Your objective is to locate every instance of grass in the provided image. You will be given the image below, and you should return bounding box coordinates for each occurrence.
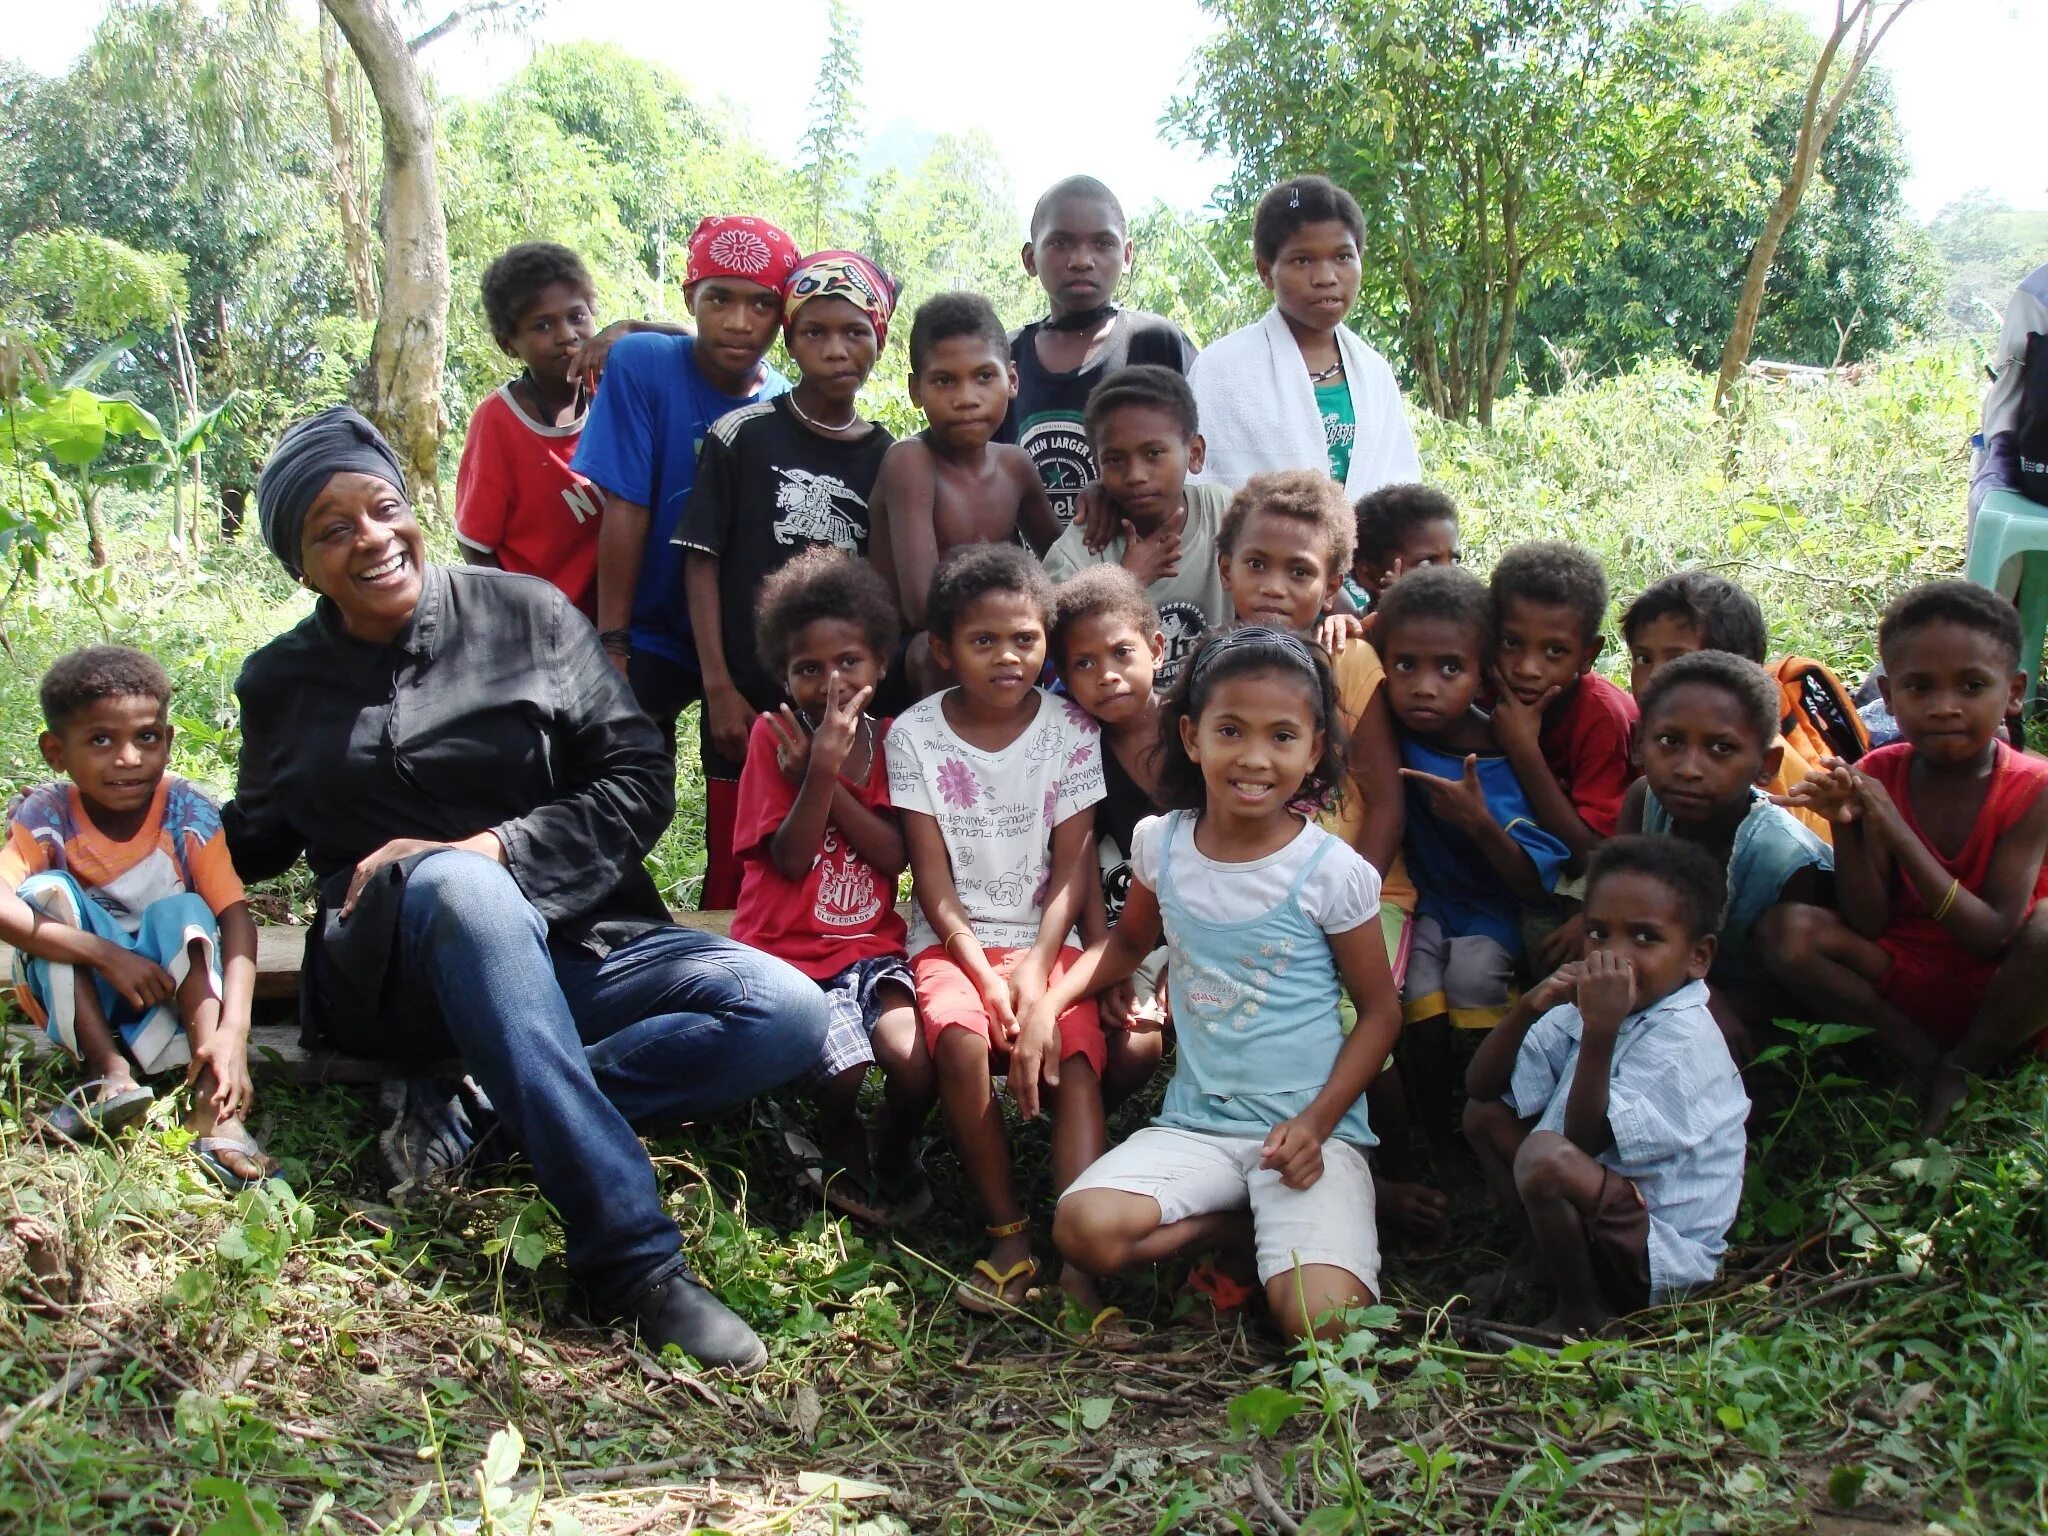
[2,344,2044,1534]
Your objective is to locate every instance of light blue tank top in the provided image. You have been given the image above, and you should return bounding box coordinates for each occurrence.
[1641,786,1831,987]
[1154,811,1376,1146]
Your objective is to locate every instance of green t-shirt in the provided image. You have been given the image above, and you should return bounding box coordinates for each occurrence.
[1317,378,1355,485]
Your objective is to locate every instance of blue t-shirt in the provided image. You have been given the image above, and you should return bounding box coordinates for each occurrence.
[1400,737,1570,956]
[570,333,787,665]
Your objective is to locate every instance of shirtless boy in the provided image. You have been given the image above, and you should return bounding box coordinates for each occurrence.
[869,292,1061,706]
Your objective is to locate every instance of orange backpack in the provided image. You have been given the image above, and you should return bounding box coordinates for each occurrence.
[1770,656,1870,768]
[1765,657,1869,843]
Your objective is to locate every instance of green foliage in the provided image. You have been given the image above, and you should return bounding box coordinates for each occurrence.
[1926,191,2048,338]
[1517,3,1941,385]
[0,3,355,497]
[1171,0,1743,424]
[4,230,189,343]
[1417,347,1974,674]
[1119,205,1265,348]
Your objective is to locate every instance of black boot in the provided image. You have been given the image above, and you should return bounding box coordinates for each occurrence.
[628,1273,768,1375]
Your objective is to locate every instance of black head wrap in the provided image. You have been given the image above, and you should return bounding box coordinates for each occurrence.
[255,406,408,577]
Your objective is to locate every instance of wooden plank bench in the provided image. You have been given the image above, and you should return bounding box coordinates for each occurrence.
[4,909,748,1085]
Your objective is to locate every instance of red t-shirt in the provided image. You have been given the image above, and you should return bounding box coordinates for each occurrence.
[454,385,605,616]
[1539,671,1639,839]
[731,713,907,979]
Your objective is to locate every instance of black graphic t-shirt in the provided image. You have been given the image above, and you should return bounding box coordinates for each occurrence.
[1000,309,1199,527]
[675,395,893,713]
[1095,736,1159,932]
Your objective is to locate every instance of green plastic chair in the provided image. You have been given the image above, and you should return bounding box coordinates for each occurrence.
[1965,487,2048,704]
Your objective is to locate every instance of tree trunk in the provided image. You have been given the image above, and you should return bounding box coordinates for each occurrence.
[320,12,380,325]
[1713,0,1916,413]
[80,485,108,568]
[321,0,449,509]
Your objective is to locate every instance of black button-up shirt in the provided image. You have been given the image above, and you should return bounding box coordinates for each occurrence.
[224,564,673,1046]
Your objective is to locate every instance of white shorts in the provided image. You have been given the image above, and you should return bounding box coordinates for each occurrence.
[1062,1124,1381,1293]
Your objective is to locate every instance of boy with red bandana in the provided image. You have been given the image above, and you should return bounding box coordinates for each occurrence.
[573,216,800,752]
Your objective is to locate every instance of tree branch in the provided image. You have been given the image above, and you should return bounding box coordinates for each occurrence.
[407,0,520,53]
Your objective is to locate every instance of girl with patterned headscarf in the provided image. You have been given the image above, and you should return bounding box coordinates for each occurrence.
[781,250,899,353]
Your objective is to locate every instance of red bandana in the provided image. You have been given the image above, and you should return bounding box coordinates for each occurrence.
[684,216,800,290]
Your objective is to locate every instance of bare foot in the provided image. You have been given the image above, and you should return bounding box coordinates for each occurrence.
[1054,1263,1137,1349]
[1917,1064,1970,1140]
[1461,1251,1543,1316]
[1375,1174,1450,1241]
[1533,1308,1623,1343]
[92,1069,143,1103]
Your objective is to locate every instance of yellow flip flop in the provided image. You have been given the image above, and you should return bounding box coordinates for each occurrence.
[956,1255,1039,1315]
[1074,1304,1141,1351]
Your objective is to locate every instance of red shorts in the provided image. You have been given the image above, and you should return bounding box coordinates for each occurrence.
[1878,930,2048,1053]
[910,944,1106,1075]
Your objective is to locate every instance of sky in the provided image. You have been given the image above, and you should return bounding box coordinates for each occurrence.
[8,0,2045,226]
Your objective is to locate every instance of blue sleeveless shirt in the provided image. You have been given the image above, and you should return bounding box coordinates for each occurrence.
[1153,811,1377,1146]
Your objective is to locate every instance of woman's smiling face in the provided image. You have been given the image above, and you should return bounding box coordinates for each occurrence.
[298,471,426,643]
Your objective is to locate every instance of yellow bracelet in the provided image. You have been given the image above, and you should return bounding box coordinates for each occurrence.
[942,929,977,955]
[1930,878,1961,922]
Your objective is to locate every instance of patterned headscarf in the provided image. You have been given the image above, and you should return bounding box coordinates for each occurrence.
[683,215,800,291]
[781,250,899,351]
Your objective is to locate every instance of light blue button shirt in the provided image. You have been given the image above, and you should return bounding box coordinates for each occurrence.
[1505,979,1748,1299]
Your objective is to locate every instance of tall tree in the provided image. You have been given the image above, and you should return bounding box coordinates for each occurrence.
[1171,0,1739,425]
[1516,2,1936,387]
[320,0,450,504]
[797,0,863,251]
[1713,0,1921,411]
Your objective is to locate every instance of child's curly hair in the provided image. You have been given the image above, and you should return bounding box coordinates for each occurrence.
[1638,650,1779,751]
[1878,579,2023,669]
[1354,483,1458,567]
[1050,566,1160,667]
[1587,835,1725,943]
[1375,564,1494,660]
[40,646,172,731]
[1490,541,1610,648]
[1155,627,1348,813]
[1218,470,1356,577]
[926,543,1053,642]
[1620,570,1766,662]
[754,547,901,681]
[480,242,595,342]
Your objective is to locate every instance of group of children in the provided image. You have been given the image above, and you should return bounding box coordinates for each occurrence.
[12,167,2048,1350]
[726,464,2048,1341]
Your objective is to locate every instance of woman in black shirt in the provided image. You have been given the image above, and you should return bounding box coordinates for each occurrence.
[225,408,824,1373]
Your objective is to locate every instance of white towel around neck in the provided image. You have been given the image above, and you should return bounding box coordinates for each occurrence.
[1189,305,1421,499]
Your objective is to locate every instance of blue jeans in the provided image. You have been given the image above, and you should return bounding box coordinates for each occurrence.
[394,851,826,1309]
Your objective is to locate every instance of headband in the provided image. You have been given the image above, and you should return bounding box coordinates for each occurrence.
[1191,624,1321,687]
[782,250,899,351]
[684,215,800,291]
[255,406,408,578]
